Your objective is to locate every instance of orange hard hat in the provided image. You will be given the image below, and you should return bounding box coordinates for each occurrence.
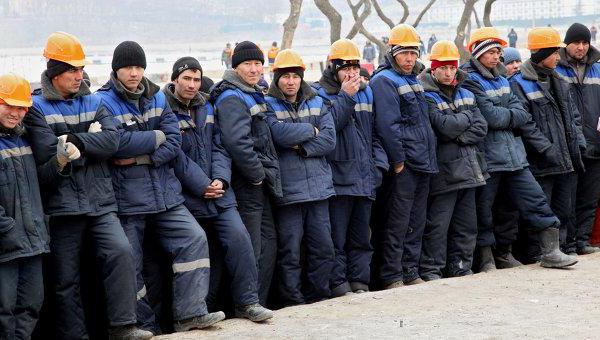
[388,24,420,47]
[527,27,566,50]
[272,49,306,71]
[429,40,460,61]
[0,73,33,108]
[467,27,508,52]
[43,31,89,67]
[328,39,361,61]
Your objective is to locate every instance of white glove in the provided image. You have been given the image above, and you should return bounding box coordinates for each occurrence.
[88,121,102,133]
[57,135,81,161]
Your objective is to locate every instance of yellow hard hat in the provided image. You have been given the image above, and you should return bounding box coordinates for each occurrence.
[467,27,508,52]
[527,27,566,50]
[328,39,361,61]
[43,31,89,67]
[0,73,32,108]
[272,49,306,71]
[429,40,460,61]
[388,24,420,47]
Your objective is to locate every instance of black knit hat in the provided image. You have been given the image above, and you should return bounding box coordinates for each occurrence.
[112,41,147,72]
[273,67,304,86]
[46,59,75,79]
[200,76,214,94]
[171,56,202,81]
[531,47,560,64]
[232,41,264,69]
[564,23,591,45]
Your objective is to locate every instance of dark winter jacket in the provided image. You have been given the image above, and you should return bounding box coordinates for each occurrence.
[312,66,388,200]
[265,81,336,205]
[25,72,119,216]
[0,128,49,263]
[363,43,377,62]
[96,74,184,215]
[370,52,438,173]
[510,59,585,176]
[461,57,554,172]
[556,46,600,159]
[163,84,236,219]
[211,69,282,198]
[420,69,488,195]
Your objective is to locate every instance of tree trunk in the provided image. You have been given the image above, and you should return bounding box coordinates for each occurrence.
[455,0,478,64]
[314,0,342,43]
[413,0,436,28]
[372,0,395,29]
[346,0,371,40]
[281,0,303,49]
[483,0,497,27]
[397,0,409,24]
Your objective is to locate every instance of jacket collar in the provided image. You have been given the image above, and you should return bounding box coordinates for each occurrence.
[373,51,425,77]
[558,45,600,67]
[267,79,316,103]
[162,83,205,114]
[519,59,560,82]
[108,72,160,101]
[40,70,91,101]
[467,57,508,79]
[419,68,468,93]
[316,65,368,95]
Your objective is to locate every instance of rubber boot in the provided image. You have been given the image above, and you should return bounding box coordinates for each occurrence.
[539,227,578,268]
[174,311,226,332]
[494,244,522,269]
[107,325,153,340]
[577,245,600,255]
[476,246,496,273]
[235,303,274,322]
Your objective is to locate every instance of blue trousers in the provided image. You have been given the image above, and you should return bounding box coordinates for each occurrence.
[0,255,43,340]
[329,196,373,296]
[576,158,600,249]
[120,204,209,331]
[48,212,137,340]
[379,168,431,285]
[276,200,335,305]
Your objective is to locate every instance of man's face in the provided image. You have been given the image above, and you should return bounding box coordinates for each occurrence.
[432,65,458,86]
[277,72,302,99]
[540,50,561,69]
[235,60,263,86]
[478,48,502,69]
[0,103,27,129]
[116,66,144,91]
[173,69,202,100]
[505,60,522,77]
[566,40,590,61]
[52,67,84,97]
[393,51,418,73]
[337,65,360,82]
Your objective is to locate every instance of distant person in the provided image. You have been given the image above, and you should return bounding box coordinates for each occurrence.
[427,34,437,54]
[221,43,233,69]
[378,36,389,65]
[419,39,426,56]
[268,41,280,79]
[508,28,518,48]
[591,25,597,44]
[363,41,377,67]
[502,47,522,77]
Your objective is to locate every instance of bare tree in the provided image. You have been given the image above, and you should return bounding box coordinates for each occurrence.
[371,0,395,29]
[282,0,303,49]
[314,0,342,43]
[413,0,436,28]
[346,0,371,39]
[397,0,409,24]
[347,0,387,57]
[483,0,497,27]
[455,0,478,63]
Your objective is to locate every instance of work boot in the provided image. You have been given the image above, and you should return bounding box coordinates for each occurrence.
[476,246,497,272]
[235,303,273,322]
[107,325,153,340]
[353,289,367,294]
[174,311,225,332]
[538,227,578,268]
[494,245,522,269]
[577,245,600,255]
[384,280,404,290]
[404,277,425,285]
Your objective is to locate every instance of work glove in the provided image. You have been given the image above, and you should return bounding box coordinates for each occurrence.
[154,130,166,149]
[57,135,81,165]
[88,121,102,133]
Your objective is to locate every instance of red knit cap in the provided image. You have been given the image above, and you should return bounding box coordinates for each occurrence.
[430,60,459,70]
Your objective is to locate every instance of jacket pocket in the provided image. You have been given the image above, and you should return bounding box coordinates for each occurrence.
[330,159,358,186]
[0,160,9,186]
[441,157,475,185]
[0,224,22,255]
[92,177,116,207]
[484,139,510,167]
[116,178,155,211]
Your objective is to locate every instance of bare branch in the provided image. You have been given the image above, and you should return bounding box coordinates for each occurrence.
[314,0,342,43]
[472,5,482,28]
[397,0,409,24]
[455,0,478,63]
[483,0,497,26]
[281,0,303,49]
[347,0,388,58]
[346,0,371,40]
[412,0,436,28]
[372,0,395,29]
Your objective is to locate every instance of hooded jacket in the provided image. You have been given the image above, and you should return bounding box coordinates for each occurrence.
[420,68,488,195]
[265,80,336,205]
[25,71,120,216]
[210,69,282,198]
[370,52,437,173]
[312,65,388,199]
[163,84,236,219]
[0,126,49,263]
[96,74,184,215]
[555,46,600,159]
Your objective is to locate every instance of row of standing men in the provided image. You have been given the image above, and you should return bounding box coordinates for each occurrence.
[2,21,600,339]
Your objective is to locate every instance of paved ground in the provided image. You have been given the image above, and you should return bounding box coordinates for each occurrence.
[158,253,600,339]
